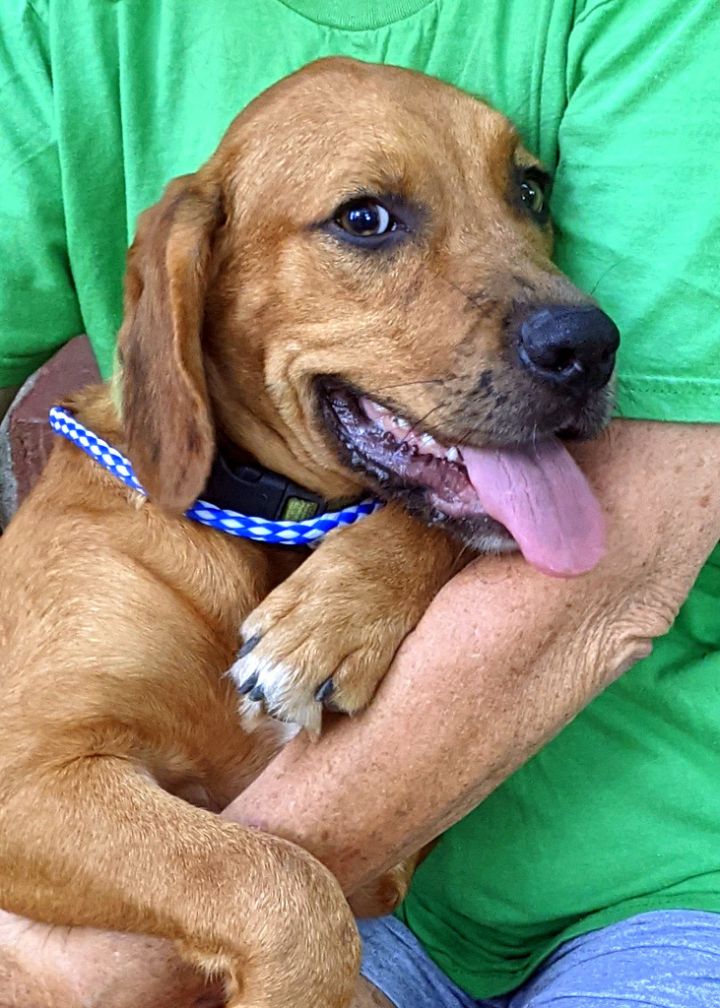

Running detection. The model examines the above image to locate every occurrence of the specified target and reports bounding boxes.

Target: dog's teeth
[361,397,391,422]
[420,433,437,448]
[393,416,410,428]
[446,446,460,462]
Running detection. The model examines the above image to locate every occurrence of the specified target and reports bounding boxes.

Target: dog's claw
[248,683,266,703]
[237,672,259,695]
[314,677,335,704]
[237,634,261,659]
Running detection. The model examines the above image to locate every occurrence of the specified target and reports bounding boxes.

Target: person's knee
[352,975,396,1008]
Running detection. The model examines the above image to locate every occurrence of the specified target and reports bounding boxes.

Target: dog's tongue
[460,438,605,577]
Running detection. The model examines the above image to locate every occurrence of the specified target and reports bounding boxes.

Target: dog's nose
[518,305,619,393]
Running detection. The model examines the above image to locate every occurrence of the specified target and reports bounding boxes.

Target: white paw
[228,648,323,734]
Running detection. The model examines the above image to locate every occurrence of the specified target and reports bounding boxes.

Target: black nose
[518,305,619,393]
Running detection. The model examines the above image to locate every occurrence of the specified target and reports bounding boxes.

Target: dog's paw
[227,555,413,733]
[347,862,416,919]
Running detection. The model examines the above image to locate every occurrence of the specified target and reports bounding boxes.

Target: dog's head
[118,58,618,575]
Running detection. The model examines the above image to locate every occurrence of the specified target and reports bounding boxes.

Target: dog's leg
[350,977,395,1008]
[229,504,462,731]
[0,758,359,1008]
[347,844,434,920]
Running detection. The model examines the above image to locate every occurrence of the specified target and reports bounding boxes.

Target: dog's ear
[118,174,222,512]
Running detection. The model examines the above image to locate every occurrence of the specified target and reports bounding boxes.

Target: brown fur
[0,59,602,1007]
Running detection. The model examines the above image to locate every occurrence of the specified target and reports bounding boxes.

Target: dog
[0,57,618,1008]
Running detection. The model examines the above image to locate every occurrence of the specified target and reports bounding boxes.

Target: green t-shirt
[2,0,720,998]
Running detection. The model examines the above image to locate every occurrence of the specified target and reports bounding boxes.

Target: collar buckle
[203,454,327,522]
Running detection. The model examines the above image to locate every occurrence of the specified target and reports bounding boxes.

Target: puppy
[0,58,617,1008]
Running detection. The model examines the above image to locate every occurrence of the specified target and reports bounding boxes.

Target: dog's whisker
[456,428,477,450]
[374,378,445,393]
[589,258,624,296]
[453,541,473,568]
[423,263,490,312]
[403,402,447,444]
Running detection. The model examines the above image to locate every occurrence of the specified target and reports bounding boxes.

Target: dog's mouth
[319,381,605,577]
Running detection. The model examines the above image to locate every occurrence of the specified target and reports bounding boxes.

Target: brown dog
[0,58,617,1007]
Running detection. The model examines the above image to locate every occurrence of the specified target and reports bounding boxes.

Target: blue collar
[48,406,382,547]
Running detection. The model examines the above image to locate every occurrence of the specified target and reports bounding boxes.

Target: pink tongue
[460,438,605,577]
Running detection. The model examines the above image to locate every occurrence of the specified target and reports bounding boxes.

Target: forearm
[223,419,720,893]
[223,554,652,893]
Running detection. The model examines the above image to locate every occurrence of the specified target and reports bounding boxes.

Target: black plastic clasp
[202,454,327,522]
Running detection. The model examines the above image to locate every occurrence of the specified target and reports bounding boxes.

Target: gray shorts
[359,910,720,1007]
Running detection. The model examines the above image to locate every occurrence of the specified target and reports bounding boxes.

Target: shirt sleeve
[551,0,720,423]
[0,0,83,388]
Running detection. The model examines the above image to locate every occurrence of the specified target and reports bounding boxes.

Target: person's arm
[223,418,720,893]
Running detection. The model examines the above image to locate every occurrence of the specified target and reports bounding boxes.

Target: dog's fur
[0,59,612,1007]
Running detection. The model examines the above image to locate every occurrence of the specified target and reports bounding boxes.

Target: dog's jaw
[316,378,607,577]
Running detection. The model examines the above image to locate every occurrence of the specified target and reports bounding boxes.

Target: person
[1,2,720,1006]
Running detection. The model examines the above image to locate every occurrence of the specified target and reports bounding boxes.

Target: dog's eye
[324,195,414,250]
[520,179,544,214]
[517,168,550,223]
[335,199,397,238]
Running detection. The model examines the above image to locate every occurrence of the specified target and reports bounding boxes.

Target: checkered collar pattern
[48,406,382,547]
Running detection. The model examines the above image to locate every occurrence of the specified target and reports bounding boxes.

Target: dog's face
[119,58,617,572]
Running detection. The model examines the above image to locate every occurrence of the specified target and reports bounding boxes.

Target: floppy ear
[118,174,222,512]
